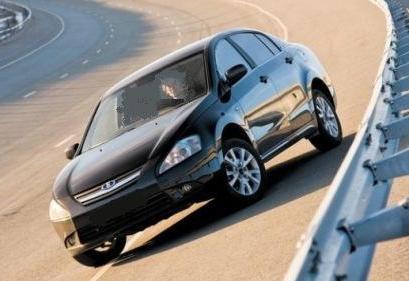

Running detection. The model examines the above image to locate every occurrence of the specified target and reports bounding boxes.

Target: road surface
[0,0,406,280]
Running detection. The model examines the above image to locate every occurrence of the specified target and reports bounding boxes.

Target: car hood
[65,97,206,195]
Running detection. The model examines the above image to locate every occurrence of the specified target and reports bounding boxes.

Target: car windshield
[81,53,207,152]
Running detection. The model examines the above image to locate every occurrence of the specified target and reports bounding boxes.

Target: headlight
[49,199,71,222]
[159,135,202,174]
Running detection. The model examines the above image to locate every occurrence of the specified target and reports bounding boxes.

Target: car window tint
[215,39,250,79]
[230,33,273,65]
[255,33,281,54]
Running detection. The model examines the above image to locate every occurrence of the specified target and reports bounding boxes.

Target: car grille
[74,167,142,205]
[77,192,172,244]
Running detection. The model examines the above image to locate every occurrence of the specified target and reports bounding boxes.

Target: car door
[255,33,312,138]
[224,33,288,156]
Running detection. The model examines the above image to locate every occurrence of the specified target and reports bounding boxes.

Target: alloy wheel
[224,147,261,196]
[315,96,339,137]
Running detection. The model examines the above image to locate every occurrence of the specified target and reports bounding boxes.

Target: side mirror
[65,143,79,160]
[218,64,247,101]
[225,64,247,86]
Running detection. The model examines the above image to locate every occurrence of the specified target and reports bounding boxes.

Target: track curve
[0,8,63,72]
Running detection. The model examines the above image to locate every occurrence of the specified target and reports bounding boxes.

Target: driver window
[215,39,250,79]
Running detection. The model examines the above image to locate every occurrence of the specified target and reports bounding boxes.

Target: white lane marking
[0,8,65,71]
[97,49,102,54]
[24,90,37,98]
[59,73,69,79]
[105,41,110,45]
[89,232,144,281]
[54,134,75,148]
[177,31,182,37]
[110,34,114,38]
[176,39,181,44]
[164,16,169,20]
[110,28,115,32]
[171,20,175,25]
[82,59,89,65]
[156,12,160,17]
[175,26,180,30]
[229,0,288,40]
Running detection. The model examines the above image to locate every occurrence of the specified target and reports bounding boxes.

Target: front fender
[214,106,258,165]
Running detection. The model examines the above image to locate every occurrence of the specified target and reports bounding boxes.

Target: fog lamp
[181,184,192,193]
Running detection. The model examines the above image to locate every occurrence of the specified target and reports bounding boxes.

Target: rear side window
[230,33,273,65]
[215,39,250,79]
[255,33,281,54]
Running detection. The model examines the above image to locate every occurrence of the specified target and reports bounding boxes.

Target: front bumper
[50,155,220,257]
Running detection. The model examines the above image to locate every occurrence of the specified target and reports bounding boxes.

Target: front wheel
[309,90,343,152]
[73,236,126,267]
[220,138,266,204]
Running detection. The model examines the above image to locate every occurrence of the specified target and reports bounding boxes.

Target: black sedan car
[49,28,342,266]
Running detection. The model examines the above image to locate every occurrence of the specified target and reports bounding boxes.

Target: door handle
[259,75,268,83]
[285,56,293,64]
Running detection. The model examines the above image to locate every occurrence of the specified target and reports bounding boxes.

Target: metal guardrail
[0,1,31,41]
[284,0,409,280]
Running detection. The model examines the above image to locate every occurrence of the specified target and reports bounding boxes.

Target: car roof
[102,28,275,99]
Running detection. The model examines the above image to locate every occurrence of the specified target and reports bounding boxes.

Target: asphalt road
[0,0,407,280]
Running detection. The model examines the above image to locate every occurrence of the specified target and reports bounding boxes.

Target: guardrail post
[366,147,409,181]
[376,115,409,139]
[339,198,409,249]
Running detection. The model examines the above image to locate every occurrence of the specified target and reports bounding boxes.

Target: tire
[73,236,126,267]
[220,138,266,204]
[309,89,343,152]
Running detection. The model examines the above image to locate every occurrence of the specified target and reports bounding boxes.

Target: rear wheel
[73,236,126,267]
[309,90,342,151]
[220,138,266,204]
